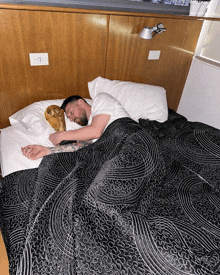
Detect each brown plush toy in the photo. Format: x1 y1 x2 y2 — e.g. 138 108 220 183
44 105 66 132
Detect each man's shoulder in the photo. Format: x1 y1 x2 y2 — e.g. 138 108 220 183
92 93 117 113
94 93 117 102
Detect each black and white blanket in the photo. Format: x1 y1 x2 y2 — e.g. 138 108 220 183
1 110 220 275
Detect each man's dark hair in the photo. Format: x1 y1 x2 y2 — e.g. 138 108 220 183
61 95 87 111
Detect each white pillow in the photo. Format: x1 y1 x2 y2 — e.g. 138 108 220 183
88 77 168 122
9 98 93 134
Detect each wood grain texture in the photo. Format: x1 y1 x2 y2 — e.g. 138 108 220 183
0 9 108 128
105 15 203 110
0 7 203 129
0 231 9 275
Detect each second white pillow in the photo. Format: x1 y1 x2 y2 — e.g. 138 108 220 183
88 76 168 123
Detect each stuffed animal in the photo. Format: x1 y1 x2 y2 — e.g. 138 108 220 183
44 105 66 132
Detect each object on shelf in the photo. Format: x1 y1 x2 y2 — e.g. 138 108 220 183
189 0 210 16
151 0 190 5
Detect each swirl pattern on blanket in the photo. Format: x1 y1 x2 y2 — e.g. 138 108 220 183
1 114 220 275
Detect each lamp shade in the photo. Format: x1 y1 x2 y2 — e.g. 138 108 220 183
139 27 152 40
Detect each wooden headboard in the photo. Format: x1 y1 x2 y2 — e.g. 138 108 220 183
0 3 203 129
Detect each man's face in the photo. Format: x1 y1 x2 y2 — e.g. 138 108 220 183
65 101 88 126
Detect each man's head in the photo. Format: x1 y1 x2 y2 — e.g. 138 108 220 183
61 95 90 126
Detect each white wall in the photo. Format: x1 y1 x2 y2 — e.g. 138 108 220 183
177 56 220 129
177 0 220 129
201 21 220 61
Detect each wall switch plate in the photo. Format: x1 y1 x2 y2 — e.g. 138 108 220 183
29 53 49 66
148 51 161 60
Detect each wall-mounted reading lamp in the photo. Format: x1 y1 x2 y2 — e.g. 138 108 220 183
139 23 166 40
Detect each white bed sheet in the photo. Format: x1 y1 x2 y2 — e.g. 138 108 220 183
1 124 55 177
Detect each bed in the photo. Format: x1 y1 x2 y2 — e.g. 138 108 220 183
1 77 220 275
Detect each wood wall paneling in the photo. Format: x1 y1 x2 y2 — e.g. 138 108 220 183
105 15 203 110
0 9 108 128
0 231 9 275
0 7 203 129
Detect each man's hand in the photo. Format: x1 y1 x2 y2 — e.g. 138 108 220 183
21 145 50 160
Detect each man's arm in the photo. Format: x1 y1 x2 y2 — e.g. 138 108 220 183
49 114 110 145
48 141 92 154
21 141 92 160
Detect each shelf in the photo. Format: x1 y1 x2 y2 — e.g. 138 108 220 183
0 1 220 21
0 0 190 15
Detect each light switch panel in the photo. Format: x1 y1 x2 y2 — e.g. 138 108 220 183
148 51 161 60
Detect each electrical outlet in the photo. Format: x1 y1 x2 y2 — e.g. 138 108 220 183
29 53 49 66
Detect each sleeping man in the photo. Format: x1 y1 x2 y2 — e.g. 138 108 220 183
21 93 130 160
